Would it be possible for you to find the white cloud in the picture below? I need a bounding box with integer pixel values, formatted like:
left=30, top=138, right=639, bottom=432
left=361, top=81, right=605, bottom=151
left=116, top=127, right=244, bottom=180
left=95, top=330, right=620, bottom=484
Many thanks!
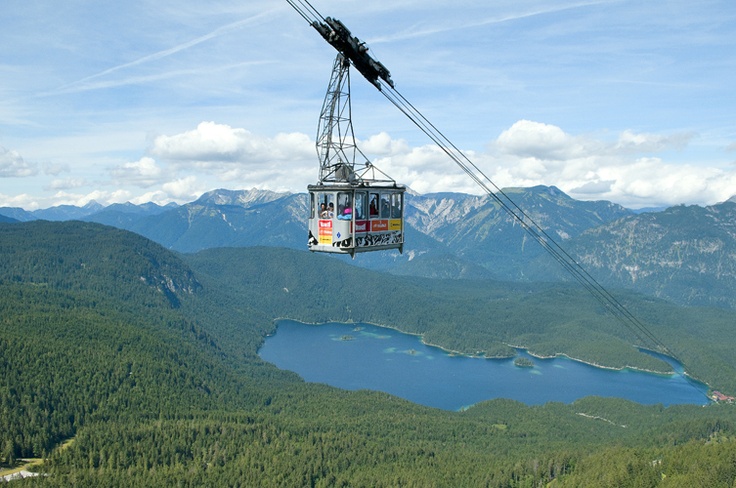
left=486, top=121, right=733, bottom=207
left=110, top=157, right=165, bottom=188
left=42, top=161, right=70, bottom=176
left=271, top=132, right=316, bottom=160
left=353, top=121, right=736, bottom=208
left=151, top=121, right=247, bottom=162
left=0, top=192, right=42, bottom=210
left=3, top=118, right=735, bottom=210
left=150, top=121, right=313, bottom=166
left=0, top=147, right=37, bottom=177
left=360, top=141, right=478, bottom=195
left=161, top=176, right=205, bottom=201
left=144, top=121, right=317, bottom=194
left=45, top=178, right=88, bottom=191
left=597, top=158, right=736, bottom=207
left=614, top=130, right=694, bottom=153
left=361, top=132, right=410, bottom=155
left=44, top=190, right=132, bottom=208
left=496, top=120, right=590, bottom=160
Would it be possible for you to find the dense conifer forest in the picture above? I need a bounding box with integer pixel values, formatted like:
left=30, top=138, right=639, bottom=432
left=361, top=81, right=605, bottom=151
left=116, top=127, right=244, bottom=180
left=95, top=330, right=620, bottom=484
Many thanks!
left=1, top=221, right=736, bottom=486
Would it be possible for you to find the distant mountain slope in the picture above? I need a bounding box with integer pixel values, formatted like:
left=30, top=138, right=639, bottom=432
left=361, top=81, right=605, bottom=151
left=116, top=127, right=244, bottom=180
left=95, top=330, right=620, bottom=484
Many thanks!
left=563, top=201, right=736, bottom=308
left=85, top=201, right=177, bottom=228
left=407, top=186, right=632, bottom=280
left=0, top=201, right=104, bottom=221
left=125, top=193, right=308, bottom=252
left=0, top=206, right=34, bottom=221
left=32, top=201, right=105, bottom=220
left=112, top=186, right=631, bottom=280
left=195, top=187, right=291, bottom=207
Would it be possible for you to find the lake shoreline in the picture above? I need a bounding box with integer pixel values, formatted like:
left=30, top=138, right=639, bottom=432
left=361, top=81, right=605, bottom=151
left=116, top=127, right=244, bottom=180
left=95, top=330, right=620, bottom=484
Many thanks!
left=263, top=319, right=710, bottom=409
left=271, top=317, right=689, bottom=380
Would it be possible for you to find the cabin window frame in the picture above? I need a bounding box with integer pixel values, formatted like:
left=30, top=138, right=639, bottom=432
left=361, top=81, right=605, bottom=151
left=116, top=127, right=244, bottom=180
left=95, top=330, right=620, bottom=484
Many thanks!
left=336, top=192, right=353, bottom=220
left=315, top=192, right=335, bottom=218
left=390, top=192, right=403, bottom=219
left=369, top=193, right=380, bottom=218
left=380, top=193, right=390, bottom=219
left=354, top=191, right=367, bottom=220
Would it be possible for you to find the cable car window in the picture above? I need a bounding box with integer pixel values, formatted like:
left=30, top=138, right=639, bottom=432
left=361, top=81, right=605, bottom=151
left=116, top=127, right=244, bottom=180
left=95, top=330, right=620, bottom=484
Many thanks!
left=391, top=192, right=402, bottom=219
left=318, top=192, right=334, bottom=218
left=380, top=194, right=390, bottom=218
left=310, top=192, right=316, bottom=219
left=354, top=191, right=367, bottom=219
left=369, top=193, right=379, bottom=218
left=337, top=192, right=353, bottom=220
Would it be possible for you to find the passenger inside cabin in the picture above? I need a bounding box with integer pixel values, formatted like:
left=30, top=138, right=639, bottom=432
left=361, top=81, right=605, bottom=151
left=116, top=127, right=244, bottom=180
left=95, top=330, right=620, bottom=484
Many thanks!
left=328, top=203, right=335, bottom=217
left=369, top=197, right=378, bottom=216
left=380, top=195, right=390, bottom=218
left=338, top=201, right=353, bottom=220
left=320, top=203, right=328, bottom=218
left=354, top=194, right=366, bottom=219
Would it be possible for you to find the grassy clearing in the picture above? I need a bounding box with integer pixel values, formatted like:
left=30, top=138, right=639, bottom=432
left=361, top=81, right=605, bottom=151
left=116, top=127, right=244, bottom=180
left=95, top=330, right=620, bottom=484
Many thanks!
left=0, top=437, right=75, bottom=478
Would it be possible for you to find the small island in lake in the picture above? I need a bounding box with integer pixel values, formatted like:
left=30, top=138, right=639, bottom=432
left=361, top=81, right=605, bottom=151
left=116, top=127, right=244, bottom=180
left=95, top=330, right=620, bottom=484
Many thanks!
left=340, top=335, right=355, bottom=341
left=514, top=357, right=535, bottom=368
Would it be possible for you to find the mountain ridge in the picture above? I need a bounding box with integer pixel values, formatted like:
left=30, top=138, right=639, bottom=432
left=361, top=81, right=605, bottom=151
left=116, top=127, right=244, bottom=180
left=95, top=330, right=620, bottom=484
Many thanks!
left=2, top=186, right=735, bottom=308
left=562, top=201, right=736, bottom=308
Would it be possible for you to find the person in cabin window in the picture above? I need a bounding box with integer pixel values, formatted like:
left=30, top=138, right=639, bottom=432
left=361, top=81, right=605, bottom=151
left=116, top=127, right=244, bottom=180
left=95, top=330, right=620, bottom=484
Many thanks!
left=328, top=203, right=335, bottom=218
left=369, top=196, right=379, bottom=216
left=320, top=203, right=328, bottom=218
left=338, top=200, right=353, bottom=220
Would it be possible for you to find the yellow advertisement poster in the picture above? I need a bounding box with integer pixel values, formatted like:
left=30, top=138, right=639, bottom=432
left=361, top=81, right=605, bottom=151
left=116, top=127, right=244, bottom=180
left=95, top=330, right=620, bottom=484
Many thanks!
left=318, top=219, right=332, bottom=245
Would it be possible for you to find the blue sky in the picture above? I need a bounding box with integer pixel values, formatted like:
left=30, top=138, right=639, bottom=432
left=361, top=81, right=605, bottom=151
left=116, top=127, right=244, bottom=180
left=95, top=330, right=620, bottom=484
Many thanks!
left=1, top=0, right=735, bottom=209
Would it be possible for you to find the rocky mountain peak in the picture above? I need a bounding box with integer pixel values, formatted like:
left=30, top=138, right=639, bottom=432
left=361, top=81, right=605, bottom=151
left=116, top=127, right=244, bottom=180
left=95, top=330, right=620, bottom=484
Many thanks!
left=195, top=188, right=292, bottom=207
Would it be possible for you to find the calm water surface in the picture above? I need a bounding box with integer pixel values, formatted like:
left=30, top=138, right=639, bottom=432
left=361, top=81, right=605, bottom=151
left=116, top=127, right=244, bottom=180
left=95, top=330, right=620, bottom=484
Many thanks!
left=259, top=320, right=710, bottom=411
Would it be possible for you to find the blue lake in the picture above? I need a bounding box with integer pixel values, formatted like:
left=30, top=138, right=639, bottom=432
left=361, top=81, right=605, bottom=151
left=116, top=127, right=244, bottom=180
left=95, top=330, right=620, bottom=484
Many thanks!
left=258, top=320, right=710, bottom=411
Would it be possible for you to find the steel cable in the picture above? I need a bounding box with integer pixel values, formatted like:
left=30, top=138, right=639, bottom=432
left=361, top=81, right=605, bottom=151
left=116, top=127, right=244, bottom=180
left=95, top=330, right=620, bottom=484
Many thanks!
left=381, top=84, right=674, bottom=355
left=284, top=0, right=705, bottom=396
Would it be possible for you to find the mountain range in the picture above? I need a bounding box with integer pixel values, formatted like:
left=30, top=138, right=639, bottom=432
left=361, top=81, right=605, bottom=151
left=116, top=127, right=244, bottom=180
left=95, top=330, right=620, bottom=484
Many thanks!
left=3, top=185, right=735, bottom=309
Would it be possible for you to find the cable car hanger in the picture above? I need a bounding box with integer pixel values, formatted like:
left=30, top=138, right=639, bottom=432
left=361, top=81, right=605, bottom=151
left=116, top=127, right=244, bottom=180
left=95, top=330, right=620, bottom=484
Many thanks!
left=285, top=0, right=703, bottom=388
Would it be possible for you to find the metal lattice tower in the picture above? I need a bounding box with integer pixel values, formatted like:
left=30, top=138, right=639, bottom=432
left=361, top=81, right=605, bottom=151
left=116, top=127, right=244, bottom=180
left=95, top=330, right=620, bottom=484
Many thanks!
left=316, top=54, right=358, bottom=184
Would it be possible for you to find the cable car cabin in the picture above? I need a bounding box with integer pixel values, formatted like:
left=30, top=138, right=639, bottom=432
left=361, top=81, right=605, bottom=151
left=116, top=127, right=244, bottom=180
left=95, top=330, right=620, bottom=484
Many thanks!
left=307, top=184, right=405, bottom=256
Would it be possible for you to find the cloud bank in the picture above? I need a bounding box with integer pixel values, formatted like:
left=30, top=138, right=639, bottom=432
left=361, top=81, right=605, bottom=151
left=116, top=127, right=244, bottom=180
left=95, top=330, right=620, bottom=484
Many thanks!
left=2, top=119, right=734, bottom=211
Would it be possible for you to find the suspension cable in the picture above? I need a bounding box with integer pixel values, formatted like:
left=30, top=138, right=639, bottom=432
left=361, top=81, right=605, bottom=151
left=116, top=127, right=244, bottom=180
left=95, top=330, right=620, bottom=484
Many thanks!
left=380, top=84, right=676, bottom=359
left=285, top=0, right=324, bottom=25
left=283, top=0, right=702, bottom=389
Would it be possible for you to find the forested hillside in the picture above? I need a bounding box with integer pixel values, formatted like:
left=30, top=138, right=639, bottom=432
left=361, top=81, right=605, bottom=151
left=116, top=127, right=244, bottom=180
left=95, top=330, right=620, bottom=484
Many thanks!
left=0, top=221, right=201, bottom=306
left=0, top=222, right=275, bottom=460
left=2, top=221, right=736, bottom=486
